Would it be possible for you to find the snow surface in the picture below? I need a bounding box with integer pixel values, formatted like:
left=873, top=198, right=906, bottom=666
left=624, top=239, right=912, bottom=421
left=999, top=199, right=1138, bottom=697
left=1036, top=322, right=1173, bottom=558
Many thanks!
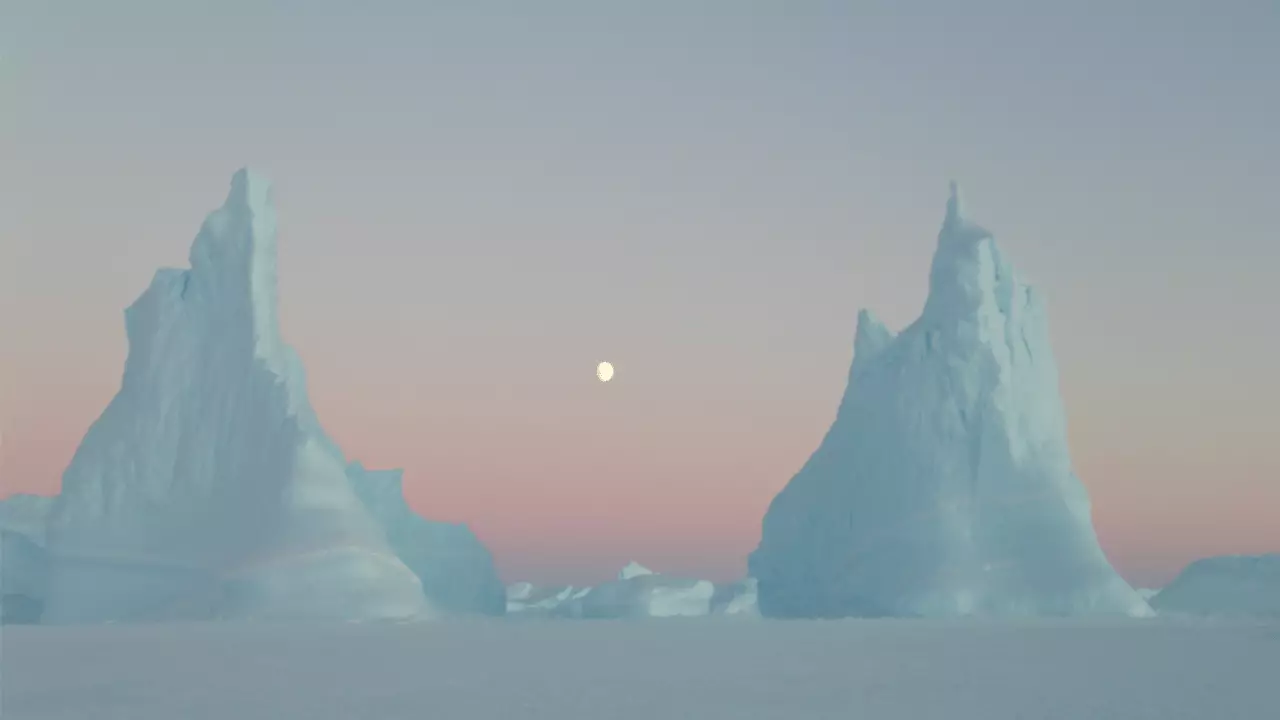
left=750, top=184, right=1151, bottom=618
left=2, top=619, right=1276, bottom=719
left=1151, top=555, right=1280, bottom=617
left=38, top=170, right=428, bottom=623
left=346, top=463, right=505, bottom=615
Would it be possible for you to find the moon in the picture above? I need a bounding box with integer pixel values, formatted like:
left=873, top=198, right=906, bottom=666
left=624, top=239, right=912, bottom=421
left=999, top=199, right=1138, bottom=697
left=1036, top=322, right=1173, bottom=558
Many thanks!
left=596, top=361, right=614, bottom=382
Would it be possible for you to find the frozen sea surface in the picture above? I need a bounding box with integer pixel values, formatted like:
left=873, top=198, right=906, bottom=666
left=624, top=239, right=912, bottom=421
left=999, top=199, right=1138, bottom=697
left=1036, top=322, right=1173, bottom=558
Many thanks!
left=3, top=619, right=1277, bottom=719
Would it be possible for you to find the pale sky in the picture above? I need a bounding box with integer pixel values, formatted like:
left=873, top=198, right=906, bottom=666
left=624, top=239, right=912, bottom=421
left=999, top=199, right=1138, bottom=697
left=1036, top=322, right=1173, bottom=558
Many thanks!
left=2, top=1, right=1277, bottom=587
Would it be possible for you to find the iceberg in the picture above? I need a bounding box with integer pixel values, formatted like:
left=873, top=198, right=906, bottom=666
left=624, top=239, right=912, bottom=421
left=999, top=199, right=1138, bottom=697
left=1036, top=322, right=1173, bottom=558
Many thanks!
left=1150, top=555, right=1280, bottom=617
left=618, top=561, right=654, bottom=580
left=555, top=562, right=715, bottom=619
left=505, top=584, right=579, bottom=615
left=521, top=585, right=581, bottom=614
left=506, top=569, right=758, bottom=619
left=0, top=494, right=54, bottom=623
left=749, top=184, right=1151, bottom=618
left=347, top=462, right=505, bottom=615
left=710, top=578, right=760, bottom=617
left=40, top=170, right=430, bottom=623
left=0, top=494, right=54, bottom=545
left=506, top=581, right=535, bottom=602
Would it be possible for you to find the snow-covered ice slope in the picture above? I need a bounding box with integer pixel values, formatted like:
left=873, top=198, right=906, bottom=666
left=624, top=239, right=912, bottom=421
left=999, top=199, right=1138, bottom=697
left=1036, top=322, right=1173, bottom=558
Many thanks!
left=1151, top=555, right=1280, bottom=617
left=40, top=170, right=429, bottom=623
left=749, top=184, right=1150, bottom=618
left=348, top=462, right=505, bottom=615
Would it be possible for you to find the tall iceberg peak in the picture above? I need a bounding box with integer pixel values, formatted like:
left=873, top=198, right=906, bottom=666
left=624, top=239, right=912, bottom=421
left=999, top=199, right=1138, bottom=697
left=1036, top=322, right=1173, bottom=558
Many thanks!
left=748, top=185, right=1151, bottom=619
left=41, top=169, right=430, bottom=623
left=227, top=167, right=274, bottom=212
left=182, top=167, right=282, bottom=361
left=923, top=179, right=1008, bottom=326
left=944, top=180, right=967, bottom=224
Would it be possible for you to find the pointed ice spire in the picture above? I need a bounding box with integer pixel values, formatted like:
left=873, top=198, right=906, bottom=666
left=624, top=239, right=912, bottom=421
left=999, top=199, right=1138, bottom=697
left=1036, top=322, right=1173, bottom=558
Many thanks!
left=853, top=309, right=894, bottom=367
left=940, top=180, right=988, bottom=241
left=946, top=180, right=964, bottom=224
left=183, top=168, right=283, bottom=361
left=189, top=168, right=278, bottom=269
left=924, top=181, right=997, bottom=321
left=226, top=167, right=274, bottom=213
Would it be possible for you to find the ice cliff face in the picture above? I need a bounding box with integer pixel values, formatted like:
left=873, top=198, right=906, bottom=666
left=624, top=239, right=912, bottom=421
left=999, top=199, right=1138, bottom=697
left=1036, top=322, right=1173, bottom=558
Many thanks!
left=347, top=462, right=506, bottom=615
left=40, top=170, right=430, bottom=623
left=1150, top=554, right=1280, bottom=617
left=749, top=184, right=1151, bottom=618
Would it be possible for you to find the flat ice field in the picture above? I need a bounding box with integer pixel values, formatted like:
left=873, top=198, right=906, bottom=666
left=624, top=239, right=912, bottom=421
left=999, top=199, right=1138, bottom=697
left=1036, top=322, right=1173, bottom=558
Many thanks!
left=3, top=619, right=1277, bottom=719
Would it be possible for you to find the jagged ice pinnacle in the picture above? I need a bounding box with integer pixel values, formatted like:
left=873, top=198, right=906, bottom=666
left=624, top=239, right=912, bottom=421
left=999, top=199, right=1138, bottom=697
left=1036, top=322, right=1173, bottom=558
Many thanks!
left=40, top=169, right=430, bottom=622
left=748, top=183, right=1151, bottom=618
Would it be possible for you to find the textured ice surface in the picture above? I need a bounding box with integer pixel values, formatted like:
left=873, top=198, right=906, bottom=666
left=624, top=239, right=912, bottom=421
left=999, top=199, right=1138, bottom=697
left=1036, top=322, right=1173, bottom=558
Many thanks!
left=3, top=620, right=1276, bottom=719
left=1151, top=555, right=1280, bottom=617
left=39, top=170, right=428, bottom=623
left=750, top=184, right=1151, bottom=618
left=347, top=462, right=505, bottom=615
